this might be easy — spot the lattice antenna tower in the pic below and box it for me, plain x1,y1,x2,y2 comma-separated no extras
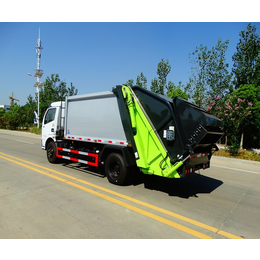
28,28,44,128
35,28,43,80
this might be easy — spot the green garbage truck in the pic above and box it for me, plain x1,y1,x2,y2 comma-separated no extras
41,85,223,185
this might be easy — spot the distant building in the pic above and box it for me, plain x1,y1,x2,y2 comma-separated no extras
0,105,10,112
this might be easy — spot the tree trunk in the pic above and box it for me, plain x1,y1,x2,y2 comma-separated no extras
240,132,244,149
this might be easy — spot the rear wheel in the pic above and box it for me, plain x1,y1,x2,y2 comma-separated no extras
46,141,58,163
105,153,130,185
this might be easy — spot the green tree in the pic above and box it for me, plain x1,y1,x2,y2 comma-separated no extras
5,104,21,130
187,39,232,106
24,95,37,127
0,107,7,128
136,72,147,89
0,107,5,117
207,84,260,153
232,84,260,148
151,59,171,95
124,72,147,89
124,79,134,87
157,59,171,95
207,39,232,98
0,103,34,130
186,45,208,106
232,23,260,89
150,77,159,93
167,81,188,100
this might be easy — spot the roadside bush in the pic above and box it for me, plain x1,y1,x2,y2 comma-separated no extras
30,126,41,135
228,139,241,156
214,148,260,162
0,117,7,129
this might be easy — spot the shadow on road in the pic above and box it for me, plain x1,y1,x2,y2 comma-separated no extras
133,172,223,199
60,162,223,199
62,163,106,179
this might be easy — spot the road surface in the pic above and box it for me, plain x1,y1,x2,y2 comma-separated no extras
1,129,260,240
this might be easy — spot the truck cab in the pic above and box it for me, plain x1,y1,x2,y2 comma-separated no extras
41,101,64,151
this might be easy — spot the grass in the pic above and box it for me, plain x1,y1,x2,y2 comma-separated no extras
30,126,41,135
214,148,260,162
15,126,41,135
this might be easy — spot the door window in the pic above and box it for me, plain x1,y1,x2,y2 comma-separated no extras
44,108,56,124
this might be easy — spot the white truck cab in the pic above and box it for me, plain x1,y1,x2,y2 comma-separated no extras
41,101,64,150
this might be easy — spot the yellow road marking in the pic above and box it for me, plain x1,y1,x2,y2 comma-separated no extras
0,153,210,239
0,151,242,239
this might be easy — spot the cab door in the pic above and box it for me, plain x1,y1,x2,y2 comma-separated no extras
41,107,57,148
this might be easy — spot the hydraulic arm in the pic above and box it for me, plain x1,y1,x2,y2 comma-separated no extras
122,85,182,178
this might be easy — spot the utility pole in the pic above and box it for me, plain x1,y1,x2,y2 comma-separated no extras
28,28,43,128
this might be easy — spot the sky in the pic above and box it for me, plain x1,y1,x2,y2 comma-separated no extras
0,3,259,106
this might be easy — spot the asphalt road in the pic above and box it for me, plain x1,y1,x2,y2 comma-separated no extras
1,129,260,239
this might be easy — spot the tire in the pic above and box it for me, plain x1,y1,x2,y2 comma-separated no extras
46,141,58,163
105,153,130,185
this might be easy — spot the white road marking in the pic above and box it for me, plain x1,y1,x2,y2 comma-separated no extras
211,164,260,175
15,140,34,145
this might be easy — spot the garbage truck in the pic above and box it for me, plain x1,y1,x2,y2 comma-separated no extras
41,85,223,185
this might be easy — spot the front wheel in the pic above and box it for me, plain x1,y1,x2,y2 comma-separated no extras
105,153,130,185
46,141,58,163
